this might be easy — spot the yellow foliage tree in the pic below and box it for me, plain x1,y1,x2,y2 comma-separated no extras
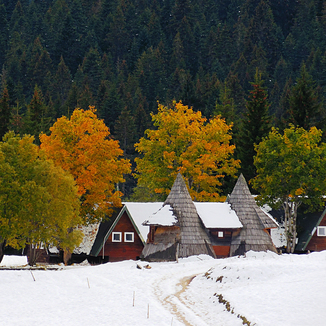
0,132,82,265
135,102,240,201
40,107,131,223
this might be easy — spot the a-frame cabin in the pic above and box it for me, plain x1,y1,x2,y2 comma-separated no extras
89,204,146,262
228,174,278,255
141,173,216,261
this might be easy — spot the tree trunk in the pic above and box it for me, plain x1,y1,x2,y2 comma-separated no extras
28,244,37,266
63,249,72,265
283,199,291,253
290,203,298,253
283,199,298,254
28,244,41,266
0,239,6,263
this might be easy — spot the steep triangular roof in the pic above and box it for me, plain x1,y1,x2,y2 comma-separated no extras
89,205,146,257
228,174,277,256
142,173,216,260
163,173,215,258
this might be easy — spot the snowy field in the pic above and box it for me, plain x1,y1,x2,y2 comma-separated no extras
1,251,325,326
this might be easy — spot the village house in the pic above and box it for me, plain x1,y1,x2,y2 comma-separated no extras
140,173,277,261
297,207,326,252
27,174,282,264
227,174,278,255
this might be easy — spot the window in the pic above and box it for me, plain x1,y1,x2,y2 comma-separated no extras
317,226,326,236
112,232,122,242
218,231,224,238
124,232,134,242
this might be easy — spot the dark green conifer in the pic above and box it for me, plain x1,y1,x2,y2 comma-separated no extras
0,87,11,139
288,63,323,129
237,69,271,182
23,85,51,143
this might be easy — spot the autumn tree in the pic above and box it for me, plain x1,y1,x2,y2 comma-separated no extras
134,101,240,201
40,107,131,223
0,131,82,265
251,125,326,253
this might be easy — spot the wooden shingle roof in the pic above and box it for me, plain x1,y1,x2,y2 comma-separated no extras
163,173,216,258
228,174,277,256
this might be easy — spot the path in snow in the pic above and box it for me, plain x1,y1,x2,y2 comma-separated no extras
151,259,243,326
154,272,208,326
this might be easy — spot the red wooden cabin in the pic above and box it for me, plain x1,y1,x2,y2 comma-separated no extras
303,208,326,252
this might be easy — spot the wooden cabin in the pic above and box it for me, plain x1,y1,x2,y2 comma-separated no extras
142,173,216,261
28,174,279,264
296,207,326,252
88,203,159,262
195,202,243,258
228,174,278,256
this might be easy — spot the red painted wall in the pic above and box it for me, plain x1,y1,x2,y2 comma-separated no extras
306,214,326,252
213,245,230,258
101,212,144,262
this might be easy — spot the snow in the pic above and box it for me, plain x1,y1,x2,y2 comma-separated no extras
130,202,243,229
74,223,100,254
195,202,242,228
124,202,163,239
1,250,326,326
143,204,178,226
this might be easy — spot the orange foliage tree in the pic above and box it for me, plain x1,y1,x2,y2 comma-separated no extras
135,102,240,201
40,107,131,223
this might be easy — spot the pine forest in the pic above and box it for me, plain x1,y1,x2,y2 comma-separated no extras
1,0,326,198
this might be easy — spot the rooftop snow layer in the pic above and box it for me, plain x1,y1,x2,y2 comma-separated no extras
195,202,243,228
141,204,177,227
123,202,163,240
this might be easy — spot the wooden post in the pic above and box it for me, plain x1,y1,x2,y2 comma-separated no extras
133,291,135,307
147,303,149,319
87,278,90,288
30,270,36,282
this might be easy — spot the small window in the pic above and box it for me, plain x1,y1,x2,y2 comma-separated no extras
218,231,224,238
112,232,122,242
317,226,326,236
124,232,134,242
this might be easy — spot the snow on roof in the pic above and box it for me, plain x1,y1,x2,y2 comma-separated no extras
123,202,163,240
260,205,279,228
74,223,100,255
194,202,243,229
142,204,178,226
126,201,242,229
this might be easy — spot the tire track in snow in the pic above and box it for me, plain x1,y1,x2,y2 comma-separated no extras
153,273,209,326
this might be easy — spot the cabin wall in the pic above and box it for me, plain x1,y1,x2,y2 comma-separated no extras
101,212,144,262
212,245,230,258
209,228,237,258
306,215,326,252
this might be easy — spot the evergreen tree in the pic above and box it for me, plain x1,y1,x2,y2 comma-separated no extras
213,82,237,125
114,106,137,156
27,37,53,95
51,56,72,117
106,5,129,64
0,4,8,68
0,87,11,139
237,69,271,182
287,64,323,130
23,85,51,143
80,47,102,96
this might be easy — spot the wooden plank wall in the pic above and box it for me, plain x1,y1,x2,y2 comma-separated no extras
102,212,144,262
306,215,326,252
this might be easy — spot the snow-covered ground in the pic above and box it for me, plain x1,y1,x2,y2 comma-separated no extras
1,251,325,326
